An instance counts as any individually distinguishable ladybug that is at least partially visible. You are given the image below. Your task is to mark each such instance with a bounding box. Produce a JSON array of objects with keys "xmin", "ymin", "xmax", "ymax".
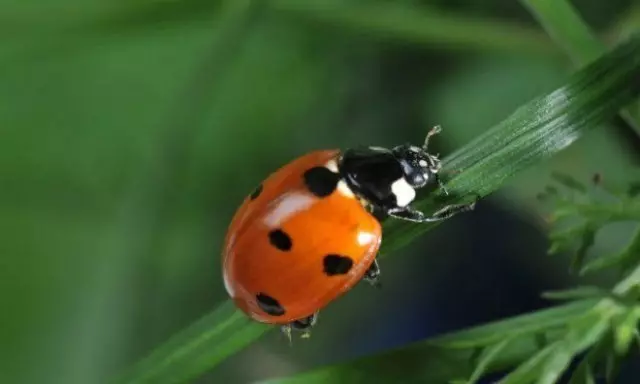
[{"xmin": 222, "ymin": 126, "xmax": 476, "ymax": 337}]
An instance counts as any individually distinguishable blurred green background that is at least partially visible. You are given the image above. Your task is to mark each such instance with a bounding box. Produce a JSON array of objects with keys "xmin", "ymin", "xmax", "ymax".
[{"xmin": 2, "ymin": 0, "xmax": 639, "ymax": 383}]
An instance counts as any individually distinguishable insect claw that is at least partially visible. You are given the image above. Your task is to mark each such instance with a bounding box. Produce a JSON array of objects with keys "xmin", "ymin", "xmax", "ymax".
[{"xmin": 281, "ymin": 325, "xmax": 293, "ymax": 346}]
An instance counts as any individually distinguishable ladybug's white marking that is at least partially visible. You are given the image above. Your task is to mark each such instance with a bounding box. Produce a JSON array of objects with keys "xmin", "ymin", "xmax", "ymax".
[
  {"xmin": 357, "ymin": 231, "xmax": 376, "ymax": 246},
  {"xmin": 324, "ymin": 159, "xmax": 339, "ymax": 173},
  {"xmin": 337, "ymin": 180, "xmax": 355, "ymax": 198},
  {"xmin": 391, "ymin": 178, "xmax": 416, "ymax": 207},
  {"xmin": 409, "ymin": 146, "xmax": 422, "ymax": 153},
  {"xmin": 325, "ymin": 159, "xmax": 355, "ymax": 199},
  {"xmin": 263, "ymin": 193, "xmax": 315, "ymax": 227},
  {"xmin": 419, "ymin": 159, "xmax": 428, "ymax": 167}
]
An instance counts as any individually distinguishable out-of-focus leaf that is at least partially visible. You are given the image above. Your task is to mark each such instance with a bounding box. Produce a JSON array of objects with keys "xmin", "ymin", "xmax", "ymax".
[
  {"xmin": 428, "ymin": 300, "xmax": 597, "ymax": 349},
  {"xmin": 267, "ymin": 0, "xmax": 558, "ymax": 55},
  {"xmin": 467, "ymin": 338, "xmax": 512, "ymax": 384},
  {"xmin": 499, "ymin": 344, "xmax": 557, "ymax": 384},
  {"xmin": 522, "ymin": 0, "xmax": 640, "ymax": 139},
  {"xmin": 534, "ymin": 316, "xmax": 609, "ymax": 384},
  {"xmin": 568, "ymin": 361, "xmax": 596, "ymax": 384},
  {"xmin": 542, "ymin": 286, "xmax": 609, "ymax": 301},
  {"xmin": 580, "ymin": 225, "xmax": 640, "ymax": 275},
  {"xmin": 612, "ymin": 307, "xmax": 640, "ymax": 355},
  {"xmin": 521, "ymin": 0, "xmax": 603, "ymax": 65},
  {"xmin": 550, "ymin": 172, "xmax": 587, "ymax": 193}
]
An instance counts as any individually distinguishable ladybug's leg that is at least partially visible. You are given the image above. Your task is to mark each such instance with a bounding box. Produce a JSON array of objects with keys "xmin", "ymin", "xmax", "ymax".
[
  {"xmin": 363, "ymin": 259, "xmax": 381, "ymax": 288},
  {"xmin": 387, "ymin": 197, "xmax": 478, "ymax": 223},
  {"xmin": 287, "ymin": 312, "xmax": 319, "ymax": 339}
]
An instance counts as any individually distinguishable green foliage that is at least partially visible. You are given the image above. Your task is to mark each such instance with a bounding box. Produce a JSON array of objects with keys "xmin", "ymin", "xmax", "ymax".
[
  {"xmin": 266, "ymin": 0, "xmax": 558, "ymax": 56},
  {"xmin": 541, "ymin": 173, "xmax": 640, "ymax": 276},
  {"xmin": 265, "ymin": 167, "xmax": 640, "ymax": 384},
  {"xmin": 115, "ymin": 34, "xmax": 640, "ymax": 384}
]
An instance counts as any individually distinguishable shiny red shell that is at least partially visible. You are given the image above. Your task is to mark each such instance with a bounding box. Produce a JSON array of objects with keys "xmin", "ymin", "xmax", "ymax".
[{"xmin": 222, "ymin": 150, "xmax": 382, "ymax": 324}]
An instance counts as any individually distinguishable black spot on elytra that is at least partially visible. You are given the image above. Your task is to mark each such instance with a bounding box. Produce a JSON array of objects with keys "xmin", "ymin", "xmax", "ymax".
[
  {"xmin": 249, "ymin": 184, "xmax": 263, "ymax": 200},
  {"xmin": 256, "ymin": 293, "xmax": 285, "ymax": 316},
  {"xmin": 303, "ymin": 166, "xmax": 340, "ymax": 197},
  {"xmin": 323, "ymin": 254, "xmax": 354, "ymax": 276},
  {"xmin": 268, "ymin": 229, "xmax": 292, "ymax": 251}
]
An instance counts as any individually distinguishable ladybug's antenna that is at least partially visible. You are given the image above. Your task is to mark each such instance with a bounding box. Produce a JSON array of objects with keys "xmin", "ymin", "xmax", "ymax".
[
  {"xmin": 423, "ymin": 125, "xmax": 449, "ymax": 196},
  {"xmin": 423, "ymin": 125, "xmax": 442, "ymax": 151}
]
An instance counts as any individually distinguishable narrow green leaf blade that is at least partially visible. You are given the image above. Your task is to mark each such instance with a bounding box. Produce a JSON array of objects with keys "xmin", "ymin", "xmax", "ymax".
[
  {"xmin": 428, "ymin": 300, "xmax": 597, "ymax": 349},
  {"xmin": 536, "ymin": 316, "xmax": 610, "ymax": 384},
  {"xmin": 542, "ymin": 286, "xmax": 608, "ymax": 301},
  {"xmin": 113, "ymin": 302, "xmax": 269, "ymax": 384},
  {"xmin": 467, "ymin": 338, "xmax": 512, "ymax": 384},
  {"xmin": 568, "ymin": 361, "xmax": 596, "ymax": 384},
  {"xmin": 612, "ymin": 308, "xmax": 640, "ymax": 355},
  {"xmin": 521, "ymin": 0, "xmax": 603, "ymax": 65},
  {"xmin": 499, "ymin": 344, "xmax": 557, "ymax": 384}
]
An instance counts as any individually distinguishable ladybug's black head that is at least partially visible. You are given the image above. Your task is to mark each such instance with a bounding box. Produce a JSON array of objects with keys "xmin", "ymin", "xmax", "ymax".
[{"xmin": 391, "ymin": 144, "xmax": 441, "ymax": 188}]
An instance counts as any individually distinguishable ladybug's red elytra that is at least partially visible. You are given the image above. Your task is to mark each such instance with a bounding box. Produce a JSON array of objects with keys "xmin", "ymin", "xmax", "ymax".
[{"xmin": 222, "ymin": 126, "xmax": 476, "ymax": 337}]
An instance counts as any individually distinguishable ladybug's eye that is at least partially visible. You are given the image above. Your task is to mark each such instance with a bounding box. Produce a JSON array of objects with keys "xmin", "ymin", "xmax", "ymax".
[{"xmin": 408, "ymin": 172, "xmax": 426, "ymax": 188}]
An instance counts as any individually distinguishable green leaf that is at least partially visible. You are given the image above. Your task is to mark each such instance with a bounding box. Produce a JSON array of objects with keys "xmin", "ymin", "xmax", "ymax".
[
  {"xmin": 115, "ymin": 35, "xmax": 640, "ymax": 384},
  {"xmin": 535, "ymin": 316, "xmax": 610, "ymax": 384},
  {"xmin": 429, "ymin": 300, "xmax": 597, "ymax": 349},
  {"xmin": 542, "ymin": 286, "xmax": 609, "ymax": 301},
  {"xmin": 548, "ymin": 224, "xmax": 589, "ymax": 242},
  {"xmin": 580, "ymin": 225, "xmax": 640, "ymax": 275},
  {"xmin": 580, "ymin": 252, "xmax": 627, "ymax": 275},
  {"xmin": 612, "ymin": 260, "xmax": 640, "ymax": 296},
  {"xmin": 572, "ymin": 226, "xmax": 597, "ymax": 272},
  {"xmin": 568, "ymin": 361, "xmax": 596, "ymax": 384},
  {"xmin": 605, "ymin": 353, "xmax": 622, "ymax": 383},
  {"xmin": 113, "ymin": 302, "xmax": 269, "ymax": 384},
  {"xmin": 521, "ymin": 0, "xmax": 640, "ymax": 140},
  {"xmin": 467, "ymin": 338, "xmax": 512, "ymax": 384},
  {"xmin": 520, "ymin": 0, "xmax": 603, "ymax": 65},
  {"xmin": 266, "ymin": 0, "xmax": 557, "ymax": 56},
  {"xmin": 612, "ymin": 307, "xmax": 640, "ymax": 355},
  {"xmin": 499, "ymin": 343, "xmax": 558, "ymax": 384},
  {"xmin": 546, "ymin": 223, "xmax": 598, "ymax": 269},
  {"xmin": 550, "ymin": 172, "xmax": 587, "ymax": 193},
  {"xmin": 567, "ymin": 329, "xmax": 613, "ymax": 384}
]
